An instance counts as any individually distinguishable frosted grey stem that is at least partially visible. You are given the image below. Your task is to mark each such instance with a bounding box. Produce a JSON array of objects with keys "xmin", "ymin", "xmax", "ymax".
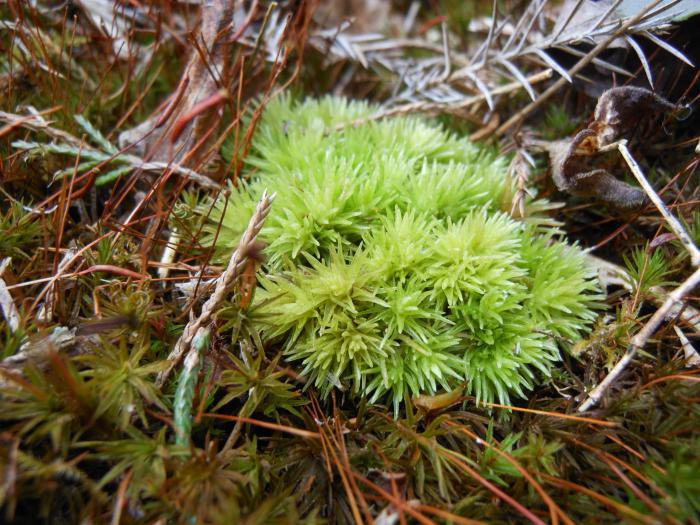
[
  {"xmin": 495, "ymin": 0, "xmax": 666, "ymax": 136},
  {"xmin": 617, "ymin": 142, "xmax": 700, "ymax": 267}
]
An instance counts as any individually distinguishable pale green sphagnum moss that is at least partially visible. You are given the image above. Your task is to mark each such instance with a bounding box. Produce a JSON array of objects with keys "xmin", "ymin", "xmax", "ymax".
[{"xmin": 203, "ymin": 96, "xmax": 601, "ymax": 413}]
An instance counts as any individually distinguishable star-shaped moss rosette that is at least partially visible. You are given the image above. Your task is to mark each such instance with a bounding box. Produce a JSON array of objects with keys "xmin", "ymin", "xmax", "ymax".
[{"xmin": 202, "ymin": 96, "xmax": 601, "ymax": 413}]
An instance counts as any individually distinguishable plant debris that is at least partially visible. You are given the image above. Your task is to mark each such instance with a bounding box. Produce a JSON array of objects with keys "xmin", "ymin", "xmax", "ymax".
[{"xmin": 526, "ymin": 85, "xmax": 692, "ymax": 208}]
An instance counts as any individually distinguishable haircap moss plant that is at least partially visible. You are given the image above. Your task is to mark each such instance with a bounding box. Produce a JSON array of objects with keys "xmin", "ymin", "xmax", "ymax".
[{"xmin": 201, "ymin": 96, "xmax": 602, "ymax": 413}]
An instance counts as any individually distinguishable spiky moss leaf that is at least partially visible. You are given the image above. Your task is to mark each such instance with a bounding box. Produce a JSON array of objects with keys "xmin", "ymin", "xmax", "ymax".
[
  {"xmin": 206, "ymin": 96, "xmax": 601, "ymax": 411},
  {"xmin": 365, "ymin": 208, "xmax": 437, "ymax": 282},
  {"xmin": 203, "ymin": 96, "xmax": 511, "ymax": 270},
  {"xmin": 367, "ymin": 279, "xmax": 451, "ymax": 343},
  {"xmin": 204, "ymin": 153, "xmax": 411, "ymax": 266},
  {"xmin": 255, "ymin": 249, "xmax": 380, "ymax": 343},
  {"xmin": 460, "ymin": 322, "xmax": 559, "ymax": 405},
  {"xmin": 426, "ymin": 210, "xmax": 526, "ymax": 310},
  {"xmin": 399, "ymin": 160, "xmax": 507, "ymax": 221},
  {"xmin": 366, "ymin": 330, "xmax": 464, "ymax": 415},
  {"xmin": 519, "ymin": 232, "xmax": 604, "ymax": 340}
]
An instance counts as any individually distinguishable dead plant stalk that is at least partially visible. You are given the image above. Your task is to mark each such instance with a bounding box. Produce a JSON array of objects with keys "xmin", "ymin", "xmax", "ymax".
[
  {"xmin": 495, "ymin": 0, "xmax": 668, "ymax": 136},
  {"xmin": 156, "ymin": 191, "xmax": 274, "ymax": 387},
  {"xmin": 0, "ymin": 258, "xmax": 20, "ymax": 332},
  {"xmin": 335, "ymin": 69, "xmax": 553, "ymax": 131},
  {"xmin": 616, "ymin": 141, "xmax": 700, "ymax": 267},
  {"xmin": 579, "ymin": 142, "xmax": 700, "ymax": 411}
]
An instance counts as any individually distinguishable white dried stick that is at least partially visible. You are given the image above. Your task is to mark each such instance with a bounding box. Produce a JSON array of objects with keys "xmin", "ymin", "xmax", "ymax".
[
  {"xmin": 579, "ymin": 266, "xmax": 700, "ymax": 412},
  {"xmin": 156, "ymin": 191, "xmax": 273, "ymax": 387},
  {"xmin": 617, "ymin": 141, "xmax": 700, "ymax": 267},
  {"xmin": 587, "ymin": 254, "xmax": 700, "ymax": 333},
  {"xmin": 578, "ymin": 140, "xmax": 700, "ymax": 411},
  {"xmin": 0, "ymin": 258, "xmax": 20, "ymax": 332}
]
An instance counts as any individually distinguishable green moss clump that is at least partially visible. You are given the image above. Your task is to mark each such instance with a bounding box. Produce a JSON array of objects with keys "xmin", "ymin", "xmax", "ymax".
[{"xmin": 203, "ymin": 96, "xmax": 601, "ymax": 412}]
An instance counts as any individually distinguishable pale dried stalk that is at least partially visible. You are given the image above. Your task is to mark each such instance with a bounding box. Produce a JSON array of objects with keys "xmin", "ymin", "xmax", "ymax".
[
  {"xmin": 0, "ymin": 327, "xmax": 79, "ymax": 390},
  {"xmin": 587, "ymin": 254, "xmax": 700, "ymax": 332},
  {"xmin": 495, "ymin": 0, "xmax": 667, "ymax": 136},
  {"xmin": 36, "ymin": 247, "xmax": 77, "ymax": 323},
  {"xmin": 156, "ymin": 229, "xmax": 180, "ymax": 286},
  {"xmin": 579, "ymin": 141, "xmax": 700, "ymax": 410},
  {"xmin": 579, "ymin": 266, "xmax": 700, "ymax": 412},
  {"xmin": 617, "ymin": 141, "xmax": 700, "ymax": 267},
  {"xmin": 126, "ymin": 159, "xmax": 220, "ymax": 190},
  {"xmin": 507, "ymin": 148, "xmax": 535, "ymax": 218},
  {"xmin": 334, "ymin": 69, "xmax": 553, "ymax": 131},
  {"xmin": 156, "ymin": 191, "xmax": 273, "ymax": 387},
  {"xmin": 0, "ymin": 110, "xmax": 81, "ymax": 147},
  {"xmin": 0, "ymin": 258, "xmax": 20, "ymax": 332},
  {"xmin": 673, "ymin": 326, "xmax": 700, "ymax": 367}
]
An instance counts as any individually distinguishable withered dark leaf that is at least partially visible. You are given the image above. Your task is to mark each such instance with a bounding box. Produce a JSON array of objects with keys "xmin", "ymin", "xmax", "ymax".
[
  {"xmin": 528, "ymin": 86, "xmax": 684, "ymax": 208},
  {"xmin": 591, "ymin": 86, "xmax": 680, "ymax": 147}
]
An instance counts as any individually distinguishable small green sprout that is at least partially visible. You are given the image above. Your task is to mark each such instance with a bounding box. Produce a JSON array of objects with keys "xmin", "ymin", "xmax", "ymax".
[
  {"xmin": 0, "ymin": 200, "xmax": 45, "ymax": 260},
  {"xmin": 623, "ymin": 245, "xmax": 677, "ymax": 298}
]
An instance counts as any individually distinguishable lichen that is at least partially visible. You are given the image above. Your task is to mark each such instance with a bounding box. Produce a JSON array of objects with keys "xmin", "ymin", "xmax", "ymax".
[{"xmin": 203, "ymin": 96, "xmax": 601, "ymax": 412}]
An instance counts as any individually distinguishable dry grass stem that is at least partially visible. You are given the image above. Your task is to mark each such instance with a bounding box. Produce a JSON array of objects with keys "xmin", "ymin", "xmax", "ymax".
[
  {"xmin": 334, "ymin": 69, "xmax": 553, "ymax": 131},
  {"xmin": 617, "ymin": 141, "xmax": 700, "ymax": 267},
  {"xmin": 579, "ymin": 141, "xmax": 700, "ymax": 410},
  {"xmin": 36, "ymin": 246, "xmax": 77, "ymax": 323},
  {"xmin": 494, "ymin": 0, "xmax": 667, "ymax": 136},
  {"xmin": 673, "ymin": 326, "xmax": 700, "ymax": 367},
  {"xmin": 156, "ymin": 229, "xmax": 180, "ymax": 285},
  {"xmin": 0, "ymin": 258, "xmax": 20, "ymax": 332},
  {"xmin": 579, "ymin": 266, "xmax": 700, "ymax": 411},
  {"xmin": 156, "ymin": 191, "xmax": 274, "ymax": 387},
  {"xmin": 587, "ymin": 254, "xmax": 700, "ymax": 333}
]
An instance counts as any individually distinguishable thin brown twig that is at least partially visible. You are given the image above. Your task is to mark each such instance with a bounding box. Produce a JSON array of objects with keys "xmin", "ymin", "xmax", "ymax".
[
  {"xmin": 311, "ymin": 400, "xmax": 364, "ymax": 525},
  {"xmin": 441, "ymin": 449, "xmax": 548, "ymax": 525},
  {"xmin": 329, "ymin": 397, "xmax": 374, "ymax": 524},
  {"xmin": 567, "ymin": 435, "xmax": 673, "ymax": 506},
  {"xmin": 350, "ymin": 472, "xmax": 439, "ymax": 525},
  {"xmin": 641, "ymin": 372, "xmax": 700, "ymax": 390},
  {"xmin": 201, "ymin": 413, "xmax": 320, "ymax": 439},
  {"xmin": 541, "ymin": 473, "xmax": 657, "ymax": 524},
  {"xmin": 375, "ymin": 411, "xmax": 548, "ymax": 525},
  {"xmin": 484, "ymin": 401, "xmax": 618, "ymax": 426},
  {"xmin": 446, "ymin": 421, "xmax": 573, "ymax": 525},
  {"xmin": 110, "ymin": 469, "xmax": 133, "ymax": 525}
]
